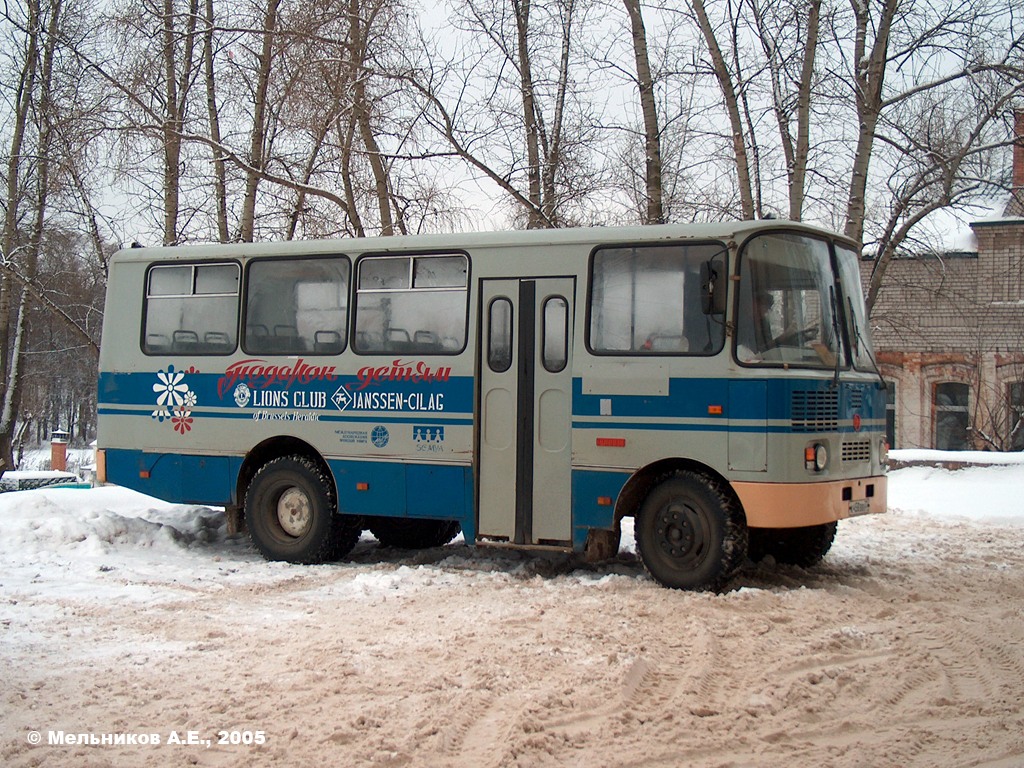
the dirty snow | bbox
[2,455,1023,767]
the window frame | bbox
[487,297,514,373]
[932,381,971,451]
[352,251,471,356]
[541,295,569,373]
[241,254,352,356]
[585,239,728,357]
[142,261,241,356]
[732,230,846,371]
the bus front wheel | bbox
[245,455,358,563]
[634,471,747,591]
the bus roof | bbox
[111,220,855,262]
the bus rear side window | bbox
[588,243,726,355]
[144,263,239,355]
[354,254,469,354]
[244,257,350,355]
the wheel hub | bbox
[658,505,699,559]
[277,487,312,537]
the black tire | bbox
[245,455,356,563]
[748,522,837,568]
[368,518,461,550]
[634,470,747,591]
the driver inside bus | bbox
[737,291,776,362]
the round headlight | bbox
[814,443,828,471]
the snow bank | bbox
[887,462,1024,526]
[890,448,1024,466]
[0,456,1020,587]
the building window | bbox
[1009,381,1024,451]
[934,382,970,451]
[885,381,896,449]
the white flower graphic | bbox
[154,367,189,408]
[152,366,198,433]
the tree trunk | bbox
[624,0,663,224]
[844,0,898,244]
[789,0,819,221]
[202,0,230,242]
[513,0,545,227]
[691,0,755,219]
[239,0,282,242]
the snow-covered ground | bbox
[2,454,1023,767]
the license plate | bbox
[849,499,871,516]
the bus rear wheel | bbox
[634,471,747,591]
[748,522,837,568]
[368,518,461,550]
[245,455,357,563]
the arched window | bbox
[933,382,970,451]
[1009,381,1024,451]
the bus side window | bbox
[588,243,726,356]
[354,253,469,355]
[144,263,239,355]
[244,257,350,356]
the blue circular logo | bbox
[371,425,390,448]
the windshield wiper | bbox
[829,286,841,388]
[848,296,886,391]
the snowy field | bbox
[2,453,1023,767]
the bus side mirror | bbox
[700,259,727,315]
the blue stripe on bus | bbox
[99,370,885,427]
[571,377,886,422]
[97,407,474,427]
[97,369,475,414]
[103,447,478,541]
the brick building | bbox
[864,125,1024,451]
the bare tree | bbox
[622,0,663,223]
[409,0,602,228]
[689,0,756,219]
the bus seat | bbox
[203,331,233,353]
[145,333,171,353]
[314,330,342,354]
[172,329,200,353]
[385,328,412,352]
[413,330,441,350]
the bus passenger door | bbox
[477,278,575,546]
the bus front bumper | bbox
[733,475,887,529]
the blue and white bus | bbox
[96,221,887,590]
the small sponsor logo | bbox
[413,426,445,443]
[371,425,390,448]
[233,383,251,408]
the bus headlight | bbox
[805,442,828,472]
[879,438,889,466]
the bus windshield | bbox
[735,232,843,369]
[835,243,876,371]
